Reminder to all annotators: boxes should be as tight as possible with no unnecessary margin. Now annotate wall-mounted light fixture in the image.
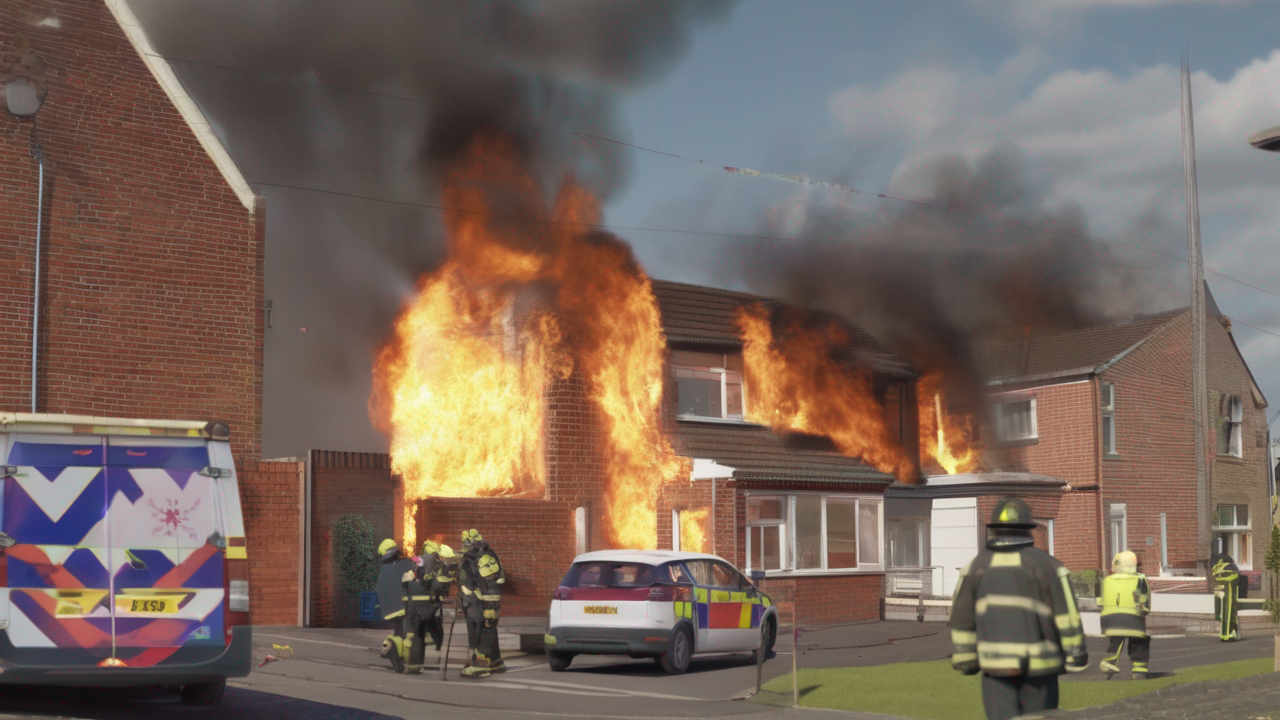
[6,75,47,413]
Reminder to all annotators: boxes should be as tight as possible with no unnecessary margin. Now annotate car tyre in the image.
[750,616,777,664]
[547,651,574,672]
[180,679,226,706]
[658,627,692,675]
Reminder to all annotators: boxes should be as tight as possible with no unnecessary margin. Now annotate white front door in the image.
[931,498,978,597]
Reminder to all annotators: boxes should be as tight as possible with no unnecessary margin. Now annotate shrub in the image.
[1264,522,1280,627]
[331,514,380,596]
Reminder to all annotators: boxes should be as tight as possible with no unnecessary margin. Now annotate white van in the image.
[0,413,252,705]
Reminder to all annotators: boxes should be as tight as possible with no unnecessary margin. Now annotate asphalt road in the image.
[0,623,1270,720]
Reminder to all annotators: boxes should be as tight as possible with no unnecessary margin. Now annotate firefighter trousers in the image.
[980,674,1059,720]
[1218,585,1240,640]
[1103,636,1150,674]
[464,602,503,669]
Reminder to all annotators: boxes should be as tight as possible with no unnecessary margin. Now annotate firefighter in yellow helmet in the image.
[375,538,427,673]
[950,497,1087,720]
[1097,551,1151,679]
[458,528,506,678]
[1212,549,1241,642]
[414,539,457,652]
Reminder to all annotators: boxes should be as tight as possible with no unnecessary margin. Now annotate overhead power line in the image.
[163,53,1280,303]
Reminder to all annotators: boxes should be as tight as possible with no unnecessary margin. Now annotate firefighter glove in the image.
[401,570,416,583]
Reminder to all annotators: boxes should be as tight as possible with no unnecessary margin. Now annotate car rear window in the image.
[562,562,663,588]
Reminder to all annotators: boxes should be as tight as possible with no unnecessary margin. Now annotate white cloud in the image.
[828,47,1280,402]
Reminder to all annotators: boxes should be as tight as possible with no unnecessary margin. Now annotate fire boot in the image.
[461,653,493,679]
[1099,660,1119,677]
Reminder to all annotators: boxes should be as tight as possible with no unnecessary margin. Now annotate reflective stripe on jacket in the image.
[1097,572,1150,638]
[949,541,1087,678]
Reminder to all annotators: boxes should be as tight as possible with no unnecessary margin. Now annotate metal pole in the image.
[30,136,44,414]
[1160,512,1169,575]
[791,621,798,707]
[1182,55,1210,575]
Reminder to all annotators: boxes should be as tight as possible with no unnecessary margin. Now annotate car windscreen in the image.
[561,562,664,588]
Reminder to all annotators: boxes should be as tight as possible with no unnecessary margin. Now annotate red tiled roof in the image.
[972,309,1187,383]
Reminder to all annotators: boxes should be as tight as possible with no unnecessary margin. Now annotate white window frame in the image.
[994,397,1038,441]
[746,493,884,575]
[1212,504,1253,570]
[1109,503,1127,556]
[1101,383,1117,456]
[1219,395,1243,458]
[672,350,748,422]
[745,496,787,574]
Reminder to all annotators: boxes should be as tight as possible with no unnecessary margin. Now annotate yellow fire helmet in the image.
[378,538,399,561]
[423,539,440,555]
[439,543,456,559]
[1112,550,1138,574]
[462,528,483,546]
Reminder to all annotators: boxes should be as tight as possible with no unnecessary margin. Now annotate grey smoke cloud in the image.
[124,0,738,457]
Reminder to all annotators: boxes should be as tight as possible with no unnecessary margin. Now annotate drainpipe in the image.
[30,135,45,414]
[1093,376,1106,572]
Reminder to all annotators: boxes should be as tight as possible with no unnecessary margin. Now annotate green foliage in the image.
[1265,522,1280,626]
[331,514,380,596]
[1069,568,1099,596]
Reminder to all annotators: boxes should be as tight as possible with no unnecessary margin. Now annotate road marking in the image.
[510,677,717,701]
[257,633,373,651]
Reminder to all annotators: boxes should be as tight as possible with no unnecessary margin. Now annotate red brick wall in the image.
[757,574,883,627]
[0,1,264,461]
[309,451,395,627]
[240,460,303,626]
[657,478,737,559]
[1053,488,1101,572]
[417,498,579,617]
[990,381,1098,486]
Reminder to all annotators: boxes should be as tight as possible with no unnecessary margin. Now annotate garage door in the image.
[931,498,978,598]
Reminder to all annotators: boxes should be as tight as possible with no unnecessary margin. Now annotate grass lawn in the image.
[753,657,1273,720]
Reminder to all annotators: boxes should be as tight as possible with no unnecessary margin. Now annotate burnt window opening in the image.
[672,349,745,421]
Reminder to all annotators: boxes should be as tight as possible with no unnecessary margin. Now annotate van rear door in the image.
[2,433,112,665]
[106,437,226,664]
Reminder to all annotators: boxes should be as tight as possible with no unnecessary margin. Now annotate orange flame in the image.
[371,136,681,551]
[678,508,709,553]
[916,372,978,475]
[735,304,916,482]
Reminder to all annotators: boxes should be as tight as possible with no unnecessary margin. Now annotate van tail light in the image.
[223,554,250,644]
[553,586,571,601]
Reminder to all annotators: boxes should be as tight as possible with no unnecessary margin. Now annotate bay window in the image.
[745,494,883,573]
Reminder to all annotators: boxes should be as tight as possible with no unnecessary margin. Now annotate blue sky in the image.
[129,0,1280,457]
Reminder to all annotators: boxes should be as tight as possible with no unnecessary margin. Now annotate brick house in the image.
[0,2,305,626]
[964,291,1271,581]
[306,281,924,627]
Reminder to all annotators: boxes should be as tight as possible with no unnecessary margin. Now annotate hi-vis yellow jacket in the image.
[950,539,1088,678]
[1096,572,1150,638]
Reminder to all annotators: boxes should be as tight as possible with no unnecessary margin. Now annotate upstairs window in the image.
[1218,394,1243,458]
[672,350,745,421]
[1101,383,1117,455]
[995,398,1037,441]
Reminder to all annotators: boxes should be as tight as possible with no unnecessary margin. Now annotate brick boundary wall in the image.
[758,574,884,628]
[0,0,264,461]
[309,451,394,628]
[240,460,304,626]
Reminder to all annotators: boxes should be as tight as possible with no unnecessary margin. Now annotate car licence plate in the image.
[583,606,618,614]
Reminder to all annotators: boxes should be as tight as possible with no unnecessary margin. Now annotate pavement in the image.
[0,622,1272,720]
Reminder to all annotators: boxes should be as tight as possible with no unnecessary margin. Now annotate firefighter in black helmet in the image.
[949,497,1088,720]
[458,528,506,678]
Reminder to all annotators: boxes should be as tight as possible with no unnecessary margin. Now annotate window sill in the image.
[1215,454,1246,464]
[1103,453,1122,461]
[996,436,1039,448]
[676,415,761,426]
[753,568,885,578]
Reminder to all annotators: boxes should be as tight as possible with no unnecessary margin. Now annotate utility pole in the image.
[1181,56,1210,574]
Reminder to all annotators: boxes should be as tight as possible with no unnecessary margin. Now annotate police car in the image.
[544,550,777,674]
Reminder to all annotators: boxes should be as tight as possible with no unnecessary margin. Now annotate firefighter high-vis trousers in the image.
[981,674,1059,720]
[462,601,503,675]
[1102,636,1150,676]
[1219,583,1240,641]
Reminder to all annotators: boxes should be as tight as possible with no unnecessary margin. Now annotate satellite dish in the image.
[1248,124,1280,152]
[6,79,41,118]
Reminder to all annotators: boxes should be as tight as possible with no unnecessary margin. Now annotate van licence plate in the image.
[583,606,618,615]
[123,598,179,613]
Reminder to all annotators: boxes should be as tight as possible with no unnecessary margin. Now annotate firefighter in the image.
[1097,551,1151,679]
[376,538,427,673]
[415,539,456,652]
[1212,551,1241,642]
[950,497,1088,720]
[458,528,506,678]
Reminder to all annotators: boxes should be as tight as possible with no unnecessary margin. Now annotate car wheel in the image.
[658,627,692,675]
[180,679,226,706]
[547,651,574,672]
[750,617,777,664]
